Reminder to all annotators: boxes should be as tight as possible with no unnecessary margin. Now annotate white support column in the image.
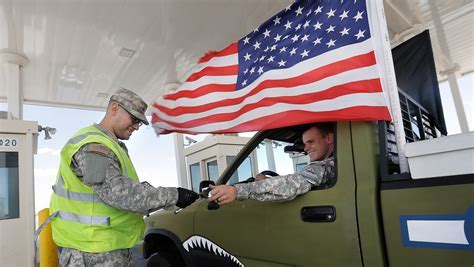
[445,70,469,133]
[427,2,469,133]
[6,63,23,119]
[173,133,189,188]
[264,139,276,171]
[0,50,29,120]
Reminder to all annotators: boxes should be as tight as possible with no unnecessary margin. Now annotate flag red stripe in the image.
[163,84,236,101]
[220,106,392,133]
[198,43,238,63]
[156,79,382,118]
[154,81,383,129]
[151,106,391,134]
[164,51,376,102]
[186,65,238,82]
[159,52,377,115]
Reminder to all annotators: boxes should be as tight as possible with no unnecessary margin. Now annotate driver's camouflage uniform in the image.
[234,157,335,201]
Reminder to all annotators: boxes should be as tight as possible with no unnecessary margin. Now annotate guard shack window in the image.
[190,163,202,193]
[0,152,19,220]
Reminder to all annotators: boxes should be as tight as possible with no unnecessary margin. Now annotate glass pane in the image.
[0,152,19,220]
[189,163,201,193]
[294,153,310,173]
[255,140,296,175]
[295,163,308,173]
[255,142,268,172]
[273,141,296,175]
[226,156,253,184]
[206,160,218,181]
[226,138,309,184]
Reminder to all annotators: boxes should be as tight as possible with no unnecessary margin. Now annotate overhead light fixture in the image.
[119,48,135,58]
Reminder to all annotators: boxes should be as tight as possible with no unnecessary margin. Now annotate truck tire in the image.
[146,251,181,267]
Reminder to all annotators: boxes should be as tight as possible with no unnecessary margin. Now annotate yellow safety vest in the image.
[50,125,144,253]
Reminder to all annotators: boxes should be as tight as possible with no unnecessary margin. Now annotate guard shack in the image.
[0,119,38,267]
[184,135,254,192]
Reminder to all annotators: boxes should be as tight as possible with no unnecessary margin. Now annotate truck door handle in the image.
[301,206,336,222]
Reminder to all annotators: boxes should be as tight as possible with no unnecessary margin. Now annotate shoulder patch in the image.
[85,144,111,157]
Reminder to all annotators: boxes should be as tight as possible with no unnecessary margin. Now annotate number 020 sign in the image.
[0,137,19,147]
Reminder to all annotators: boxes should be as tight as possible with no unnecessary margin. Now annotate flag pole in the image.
[369,0,409,173]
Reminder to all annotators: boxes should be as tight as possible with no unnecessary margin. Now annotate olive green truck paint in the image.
[139,122,473,267]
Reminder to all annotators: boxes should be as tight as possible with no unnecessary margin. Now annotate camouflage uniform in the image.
[234,157,335,201]
[58,88,178,267]
[71,123,178,214]
[59,247,133,267]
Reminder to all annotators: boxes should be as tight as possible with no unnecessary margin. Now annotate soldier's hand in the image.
[176,188,199,208]
[208,185,237,205]
[255,173,267,181]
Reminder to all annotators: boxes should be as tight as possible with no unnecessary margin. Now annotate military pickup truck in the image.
[136,97,473,266]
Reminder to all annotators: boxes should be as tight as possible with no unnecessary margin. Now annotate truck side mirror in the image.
[199,180,215,193]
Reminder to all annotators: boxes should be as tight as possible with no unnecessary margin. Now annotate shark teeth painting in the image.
[182,235,244,267]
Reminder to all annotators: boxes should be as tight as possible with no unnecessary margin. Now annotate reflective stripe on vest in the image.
[57,210,109,226]
[66,131,129,176]
[53,176,104,204]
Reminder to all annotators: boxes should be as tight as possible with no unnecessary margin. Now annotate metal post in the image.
[369,0,409,172]
[173,133,190,188]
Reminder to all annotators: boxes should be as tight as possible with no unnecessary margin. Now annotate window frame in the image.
[216,124,337,190]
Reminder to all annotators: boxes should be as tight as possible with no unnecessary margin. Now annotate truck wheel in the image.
[146,252,179,267]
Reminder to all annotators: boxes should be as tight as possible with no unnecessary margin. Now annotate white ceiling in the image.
[0,0,473,112]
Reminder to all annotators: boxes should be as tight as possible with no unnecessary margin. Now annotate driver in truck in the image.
[209,122,336,204]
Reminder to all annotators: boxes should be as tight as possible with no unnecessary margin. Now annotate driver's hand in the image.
[208,185,237,205]
[255,173,267,181]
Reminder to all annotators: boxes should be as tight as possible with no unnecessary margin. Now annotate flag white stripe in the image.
[193,53,239,73]
[171,38,373,94]
[179,75,237,92]
[154,64,380,122]
[154,92,387,132]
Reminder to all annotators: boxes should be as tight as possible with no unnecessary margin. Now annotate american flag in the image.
[152,0,392,134]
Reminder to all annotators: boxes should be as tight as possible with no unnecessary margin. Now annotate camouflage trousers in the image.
[59,247,133,267]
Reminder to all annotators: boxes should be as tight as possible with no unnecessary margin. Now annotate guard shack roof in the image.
[0,0,472,112]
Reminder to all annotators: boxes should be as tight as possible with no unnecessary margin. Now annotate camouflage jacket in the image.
[234,157,335,202]
[70,124,178,215]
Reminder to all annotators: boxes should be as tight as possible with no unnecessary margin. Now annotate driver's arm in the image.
[208,172,311,204]
[235,172,312,201]
[209,159,334,203]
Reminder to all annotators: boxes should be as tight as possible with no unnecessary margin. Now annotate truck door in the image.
[381,179,474,266]
[193,123,363,266]
[365,121,474,266]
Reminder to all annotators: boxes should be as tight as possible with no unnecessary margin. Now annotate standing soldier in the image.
[49,88,199,266]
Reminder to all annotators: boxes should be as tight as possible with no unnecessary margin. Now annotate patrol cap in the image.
[110,88,149,125]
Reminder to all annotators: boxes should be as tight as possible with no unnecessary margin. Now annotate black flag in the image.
[392,30,447,135]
